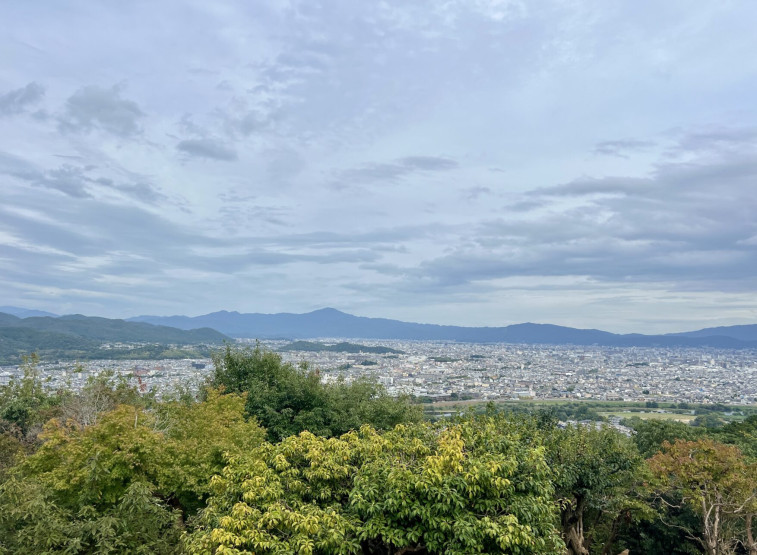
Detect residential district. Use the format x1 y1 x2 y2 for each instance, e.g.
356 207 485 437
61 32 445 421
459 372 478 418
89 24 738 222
1 340 756 405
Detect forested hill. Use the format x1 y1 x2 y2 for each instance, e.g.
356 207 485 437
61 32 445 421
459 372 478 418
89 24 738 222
0 312 229 364
130 308 757 348
278 341 404 354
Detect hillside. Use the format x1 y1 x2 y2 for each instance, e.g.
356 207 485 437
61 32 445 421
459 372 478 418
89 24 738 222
0 312 230 365
278 341 404 354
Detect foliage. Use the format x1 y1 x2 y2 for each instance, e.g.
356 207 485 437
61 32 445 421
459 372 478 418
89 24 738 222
211 344 422 441
0 314 227 364
0 476 182 554
712 415 757 460
156 389 266 514
0 354 62 440
691 413 726 429
57 369 147 428
649 438 757 555
543 423 646 555
626 418 706 458
186 417 562 554
0 389 264 553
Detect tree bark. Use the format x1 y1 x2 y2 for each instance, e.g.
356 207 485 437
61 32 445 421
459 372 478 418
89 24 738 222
600 513 624 555
746 513 757 555
562 497 590 555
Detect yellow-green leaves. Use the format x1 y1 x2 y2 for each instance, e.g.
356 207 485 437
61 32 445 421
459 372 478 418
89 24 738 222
187 418 562 554
1 389 264 554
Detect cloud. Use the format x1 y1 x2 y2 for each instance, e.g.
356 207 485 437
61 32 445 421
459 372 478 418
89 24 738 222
334 155 458 186
668 126 757 157
0 154 91 198
404 142 757 293
59 85 144 136
533 176 652 197
463 186 492 200
0 82 44 116
0 151 167 203
3 1 757 329
110 182 169 204
593 139 655 157
399 156 458 171
176 138 238 161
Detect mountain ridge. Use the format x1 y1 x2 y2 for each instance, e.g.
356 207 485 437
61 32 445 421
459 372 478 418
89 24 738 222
128 308 757 348
0 312 231 365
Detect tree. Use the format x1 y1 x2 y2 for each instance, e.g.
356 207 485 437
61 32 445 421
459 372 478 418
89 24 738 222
649 438 756 555
57 369 145 429
0 475 181 554
713 415 757 460
155 388 266 515
0 389 265 552
0 405 182 554
627 418 705 458
211 344 421 441
543 424 645 555
742 462 757 555
186 417 563 554
0 353 61 439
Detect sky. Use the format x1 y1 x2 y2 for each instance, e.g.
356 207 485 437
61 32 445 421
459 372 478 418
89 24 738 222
2 0 757 334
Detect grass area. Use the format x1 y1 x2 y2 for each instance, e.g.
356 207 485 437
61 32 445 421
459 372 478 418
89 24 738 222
422 398 756 423
598 411 696 422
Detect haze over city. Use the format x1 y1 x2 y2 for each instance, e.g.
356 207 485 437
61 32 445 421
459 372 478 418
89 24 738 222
3 1 757 333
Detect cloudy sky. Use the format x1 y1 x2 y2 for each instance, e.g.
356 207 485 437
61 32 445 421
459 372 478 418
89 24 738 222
2 1 757 333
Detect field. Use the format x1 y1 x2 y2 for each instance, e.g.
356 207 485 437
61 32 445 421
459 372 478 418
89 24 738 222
596 410 696 422
423 398 755 424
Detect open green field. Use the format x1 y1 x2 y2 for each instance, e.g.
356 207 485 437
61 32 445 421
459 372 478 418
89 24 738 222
596 411 696 422
423 398 755 423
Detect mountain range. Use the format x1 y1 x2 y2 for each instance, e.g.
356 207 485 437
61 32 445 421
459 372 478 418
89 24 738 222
0 305 59 318
129 308 757 349
0 312 229 365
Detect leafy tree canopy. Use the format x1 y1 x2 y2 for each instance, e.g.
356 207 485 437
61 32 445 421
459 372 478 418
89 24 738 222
186 417 562 555
210 344 422 441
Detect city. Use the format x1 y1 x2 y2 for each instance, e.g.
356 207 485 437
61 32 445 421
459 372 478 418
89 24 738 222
3 339 755 406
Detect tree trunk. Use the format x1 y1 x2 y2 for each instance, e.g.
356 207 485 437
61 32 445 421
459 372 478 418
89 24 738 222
600 513 624 555
746 513 757 555
562 497 589 555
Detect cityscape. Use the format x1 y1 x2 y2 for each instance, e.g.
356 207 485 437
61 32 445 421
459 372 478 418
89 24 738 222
4 339 755 406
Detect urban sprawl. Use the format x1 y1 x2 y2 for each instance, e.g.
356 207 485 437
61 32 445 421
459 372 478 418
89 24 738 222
2 340 756 406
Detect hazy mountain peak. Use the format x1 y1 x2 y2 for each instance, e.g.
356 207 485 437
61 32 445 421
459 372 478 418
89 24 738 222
0 306 59 318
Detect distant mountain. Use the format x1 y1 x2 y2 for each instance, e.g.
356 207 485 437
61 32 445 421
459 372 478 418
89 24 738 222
0 312 230 365
0 306 59 318
129 308 757 349
669 324 757 342
0 313 229 344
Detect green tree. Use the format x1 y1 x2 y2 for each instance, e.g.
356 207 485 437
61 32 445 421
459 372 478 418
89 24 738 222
211 344 421 441
0 390 264 552
186 417 563 554
0 354 61 438
544 424 645 555
155 388 266 515
713 415 757 459
627 418 705 458
0 475 181 554
649 439 756 555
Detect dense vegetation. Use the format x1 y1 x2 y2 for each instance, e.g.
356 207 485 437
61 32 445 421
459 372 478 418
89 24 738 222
1 348 756 554
0 312 228 364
